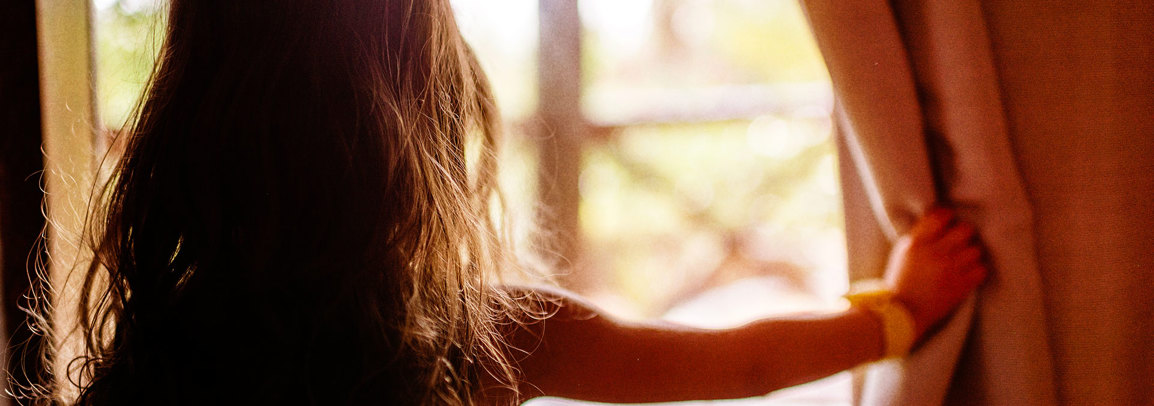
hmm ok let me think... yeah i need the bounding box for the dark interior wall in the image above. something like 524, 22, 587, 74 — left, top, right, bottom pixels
0, 0, 48, 397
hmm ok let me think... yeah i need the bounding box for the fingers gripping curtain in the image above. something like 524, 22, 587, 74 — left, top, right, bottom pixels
802, 1, 1057, 404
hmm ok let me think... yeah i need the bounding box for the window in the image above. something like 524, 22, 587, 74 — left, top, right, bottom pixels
92, 0, 851, 403
453, 1, 850, 403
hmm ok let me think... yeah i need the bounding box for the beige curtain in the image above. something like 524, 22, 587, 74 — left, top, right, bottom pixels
805, 0, 1154, 404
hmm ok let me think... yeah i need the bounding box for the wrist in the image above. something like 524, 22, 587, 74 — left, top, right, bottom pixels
844, 280, 917, 360
890, 292, 928, 340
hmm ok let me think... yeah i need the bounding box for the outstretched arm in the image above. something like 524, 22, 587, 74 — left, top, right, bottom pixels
504, 290, 884, 403
498, 208, 986, 404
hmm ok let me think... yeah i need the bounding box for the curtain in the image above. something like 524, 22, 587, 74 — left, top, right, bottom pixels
804, 0, 1154, 404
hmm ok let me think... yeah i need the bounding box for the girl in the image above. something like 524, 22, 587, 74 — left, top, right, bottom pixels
48, 0, 986, 405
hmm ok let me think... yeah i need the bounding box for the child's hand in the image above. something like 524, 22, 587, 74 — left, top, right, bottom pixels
884, 207, 988, 340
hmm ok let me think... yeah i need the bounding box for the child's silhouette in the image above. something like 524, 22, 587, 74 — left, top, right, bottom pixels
43, 1, 986, 405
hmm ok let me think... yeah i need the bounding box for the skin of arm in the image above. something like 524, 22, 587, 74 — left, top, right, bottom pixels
502, 291, 884, 403
491, 208, 986, 404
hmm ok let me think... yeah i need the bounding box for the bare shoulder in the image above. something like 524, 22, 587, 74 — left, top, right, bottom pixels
477, 285, 610, 403
495, 284, 603, 322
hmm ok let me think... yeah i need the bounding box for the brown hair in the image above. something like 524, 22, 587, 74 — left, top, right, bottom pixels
45, 0, 541, 404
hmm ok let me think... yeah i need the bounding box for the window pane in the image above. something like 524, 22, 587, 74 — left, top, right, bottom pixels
93, 0, 164, 131
452, 0, 538, 120
576, 0, 843, 321
581, 0, 830, 124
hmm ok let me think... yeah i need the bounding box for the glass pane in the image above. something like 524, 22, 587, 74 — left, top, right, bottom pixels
572, 2, 850, 401
575, 0, 842, 317
581, 0, 830, 124
452, 0, 538, 120
93, 0, 164, 131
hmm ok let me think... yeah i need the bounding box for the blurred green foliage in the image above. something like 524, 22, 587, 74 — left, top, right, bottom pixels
94, 0, 164, 129
582, 0, 828, 91
580, 118, 842, 316
577, 0, 841, 316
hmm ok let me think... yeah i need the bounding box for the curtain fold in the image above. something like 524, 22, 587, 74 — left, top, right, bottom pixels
800, 0, 934, 236
976, 2, 1154, 404
803, 0, 1057, 404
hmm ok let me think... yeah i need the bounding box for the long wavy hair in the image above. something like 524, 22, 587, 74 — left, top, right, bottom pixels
42, 0, 542, 404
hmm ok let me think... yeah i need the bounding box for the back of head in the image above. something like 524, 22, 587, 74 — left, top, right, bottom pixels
62, 0, 519, 404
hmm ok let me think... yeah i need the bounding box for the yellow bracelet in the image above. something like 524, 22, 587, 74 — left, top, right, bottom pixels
844, 281, 916, 359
